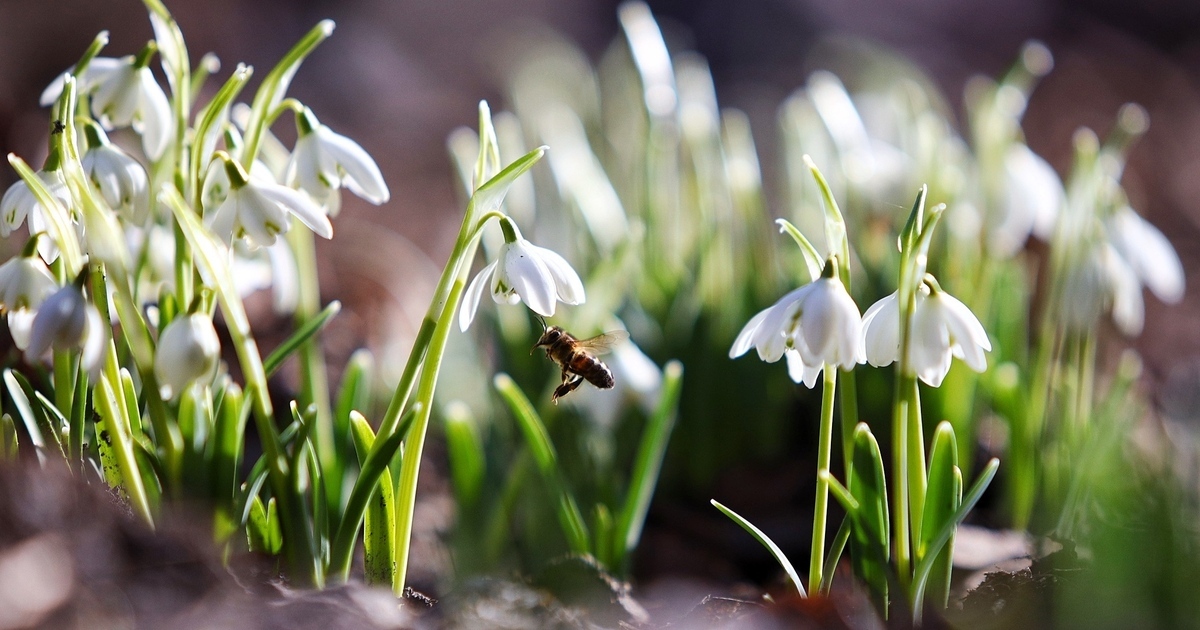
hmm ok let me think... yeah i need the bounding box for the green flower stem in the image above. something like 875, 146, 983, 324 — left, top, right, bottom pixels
239, 20, 335, 168
289, 227, 335, 488
905, 376, 926, 549
392, 279, 465, 594
892, 382, 911, 587
808, 365, 837, 592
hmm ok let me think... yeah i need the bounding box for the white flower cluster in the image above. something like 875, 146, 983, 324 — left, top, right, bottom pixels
0, 23, 392, 397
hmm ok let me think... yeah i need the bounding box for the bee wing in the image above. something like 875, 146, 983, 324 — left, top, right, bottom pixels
576, 330, 629, 355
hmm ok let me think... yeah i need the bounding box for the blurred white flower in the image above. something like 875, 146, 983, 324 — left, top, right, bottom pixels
41, 54, 171, 160
206, 158, 332, 247
155, 313, 220, 399
861, 284, 992, 387
285, 106, 389, 214
730, 269, 863, 387
1105, 206, 1185, 306
570, 326, 662, 429
1061, 242, 1143, 336
81, 124, 150, 225
25, 280, 105, 374
459, 217, 585, 330
990, 144, 1063, 257
0, 252, 57, 350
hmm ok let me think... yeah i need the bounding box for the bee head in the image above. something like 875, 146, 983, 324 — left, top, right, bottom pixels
533, 326, 562, 351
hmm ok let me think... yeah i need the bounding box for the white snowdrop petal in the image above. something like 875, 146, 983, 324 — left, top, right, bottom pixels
1111, 208, 1185, 304
318, 127, 390, 204
938, 292, 991, 372
529, 244, 585, 305
137, 68, 172, 160
730, 307, 770, 358
862, 292, 900, 367
503, 243, 557, 317
786, 349, 823, 388
7, 309, 36, 351
80, 306, 107, 377
256, 183, 333, 240
459, 261, 496, 331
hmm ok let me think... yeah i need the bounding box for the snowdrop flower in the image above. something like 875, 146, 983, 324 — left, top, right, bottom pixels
81, 122, 150, 225
1061, 242, 1143, 336
730, 259, 863, 387
206, 153, 332, 248
0, 245, 58, 350
989, 144, 1063, 258
285, 106, 389, 215
1105, 205, 1185, 307
155, 312, 221, 399
25, 277, 105, 375
459, 217, 585, 331
861, 280, 991, 387
41, 46, 171, 160
0, 168, 70, 239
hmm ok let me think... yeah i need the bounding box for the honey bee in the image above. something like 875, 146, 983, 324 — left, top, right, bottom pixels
534, 325, 628, 403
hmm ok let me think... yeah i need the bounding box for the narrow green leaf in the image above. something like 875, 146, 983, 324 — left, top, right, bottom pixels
493, 373, 590, 556
821, 516, 853, 594
328, 404, 418, 581
775, 218, 823, 281
803, 155, 849, 281
263, 301, 342, 378
212, 384, 248, 521
350, 412, 395, 586
920, 422, 960, 609
712, 499, 806, 598
847, 423, 890, 608
0, 414, 18, 459
470, 147, 546, 220
443, 402, 485, 508
249, 496, 283, 554
615, 360, 683, 566
4, 370, 58, 463
912, 458, 1000, 625
94, 378, 153, 525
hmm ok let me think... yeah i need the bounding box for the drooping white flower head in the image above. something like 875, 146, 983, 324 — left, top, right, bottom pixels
459, 217, 585, 331
1105, 205, 1185, 307
25, 278, 106, 375
155, 312, 221, 399
0, 247, 58, 351
569, 322, 662, 429
206, 154, 333, 248
1060, 241, 1144, 336
41, 49, 171, 160
730, 259, 864, 387
0, 169, 70, 240
990, 143, 1064, 258
861, 280, 992, 387
285, 106, 389, 214
81, 123, 150, 225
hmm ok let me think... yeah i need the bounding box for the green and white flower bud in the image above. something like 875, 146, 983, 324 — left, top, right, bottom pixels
25, 275, 106, 375
81, 122, 150, 225
155, 312, 221, 400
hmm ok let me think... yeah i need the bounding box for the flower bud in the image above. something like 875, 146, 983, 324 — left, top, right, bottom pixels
155, 313, 221, 399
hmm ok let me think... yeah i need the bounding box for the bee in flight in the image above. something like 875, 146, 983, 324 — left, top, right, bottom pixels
534, 325, 628, 403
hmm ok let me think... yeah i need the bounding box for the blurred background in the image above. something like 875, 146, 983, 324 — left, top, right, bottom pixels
3, 0, 1200, 613
2, 0, 1199, 380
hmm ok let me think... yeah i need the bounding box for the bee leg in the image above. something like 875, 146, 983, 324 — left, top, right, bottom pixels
552, 375, 584, 404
